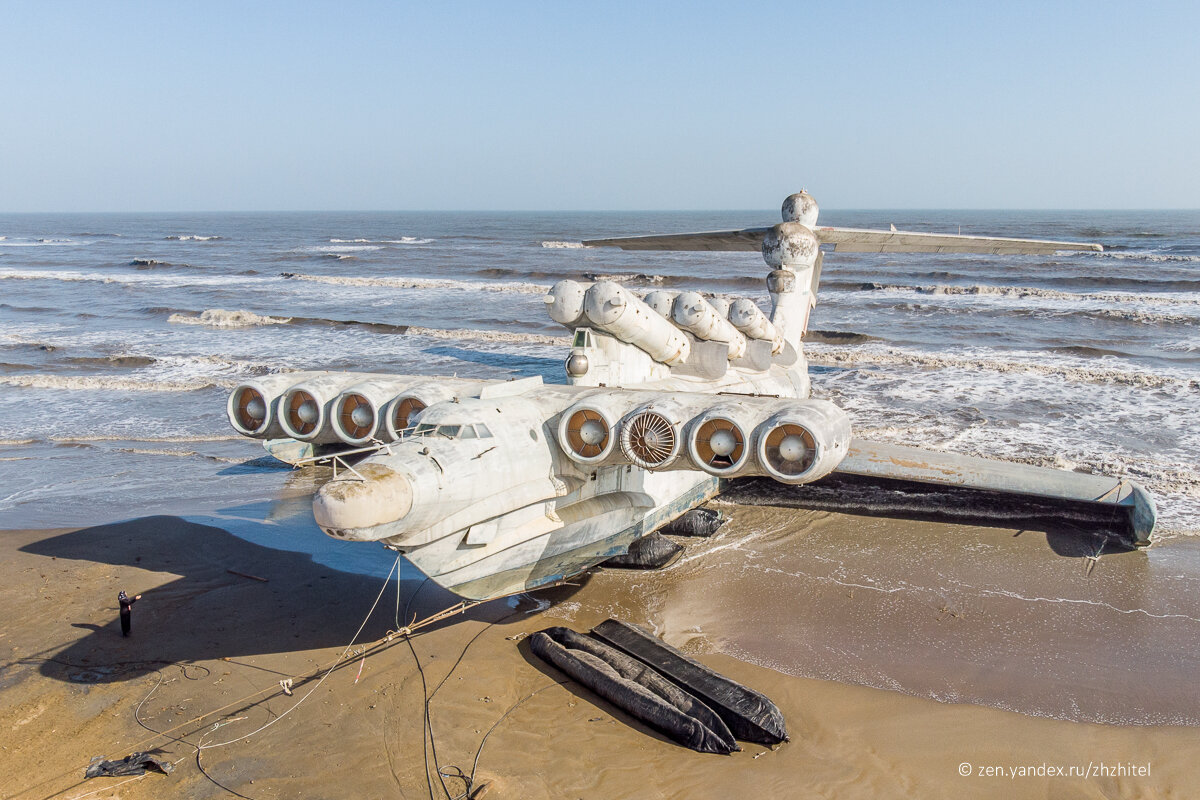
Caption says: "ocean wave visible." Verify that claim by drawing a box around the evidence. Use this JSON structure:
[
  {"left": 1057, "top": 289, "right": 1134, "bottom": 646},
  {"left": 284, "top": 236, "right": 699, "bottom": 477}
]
[
  {"left": 0, "top": 266, "right": 270, "bottom": 288},
  {"left": 65, "top": 354, "right": 158, "bottom": 368},
  {"left": 806, "top": 344, "right": 1199, "bottom": 391},
  {"left": 1101, "top": 252, "right": 1200, "bottom": 263},
  {"left": 583, "top": 272, "right": 667, "bottom": 285},
  {"left": 73, "top": 232, "right": 123, "bottom": 238},
  {"left": 405, "top": 326, "right": 568, "bottom": 346},
  {"left": 329, "top": 237, "right": 433, "bottom": 245},
  {"left": 168, "top": 309, "right": 291, "bottom": 328},
  {"left": 279, "top": 272, "right": 550, "bottom": 295},
  {"left": 0, "top": 238, "right": 82, "bottom": 247},
  {"left": 324, "top": 253, "right": 357, "bottom": 260},
  {"left": 49, "top": 434, "right": 245, "bottom": 443},
  {"left": 853, "top": 282, "right": 1197, "bottom": 307},
  {"left": 541, "top": 241, "right": 587, "bottom": 249},
  {"left": 0, "top": 374, "right": 231, "bottom": 392},
  {"left": 165, "top": 234, "right": 223, "bottom": 241}
]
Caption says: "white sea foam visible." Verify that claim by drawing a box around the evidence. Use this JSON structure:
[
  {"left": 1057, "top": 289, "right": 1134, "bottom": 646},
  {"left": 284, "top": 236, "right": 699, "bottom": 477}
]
[
  {"left": 859, "top": 282, "right": 1199, "bottom": 309},
  {"left": 806, "top": 343, "right": 1199, "bottom": 391},
  {"left": 168, "top": 309, "right": 291, "bottom": 328},
  {"left": 165, "top": 234, "right": 222, "bottom": 241},
  {"left": 0, "top": 238, "right": 82, "bottom": 248},
  {"left": 540, "top": 240, "right": 587, "bottom": 249},
  {"left": 1102, "top": 252, "right": 1200, "bottom": 263},
  {"left": 0, "top": 266, "right": 271, "bottom": 288},
  {"left": 0, "top": 374, "right": 232, "bottom": 392},
  {"left": 406, "top": 326, "right": 568, "bottom": 346},
  {"left": 329, "top": 237, "right": 432, "bottom": 245},
  {"left": 283, "top": 272, "right": 550, "bottom": 295}
]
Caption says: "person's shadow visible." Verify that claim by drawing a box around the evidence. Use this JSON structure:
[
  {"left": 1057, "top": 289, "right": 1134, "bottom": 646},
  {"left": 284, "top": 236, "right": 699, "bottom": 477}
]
[{"left": 20, "top": 515, "right": 517, "bottom": 684}]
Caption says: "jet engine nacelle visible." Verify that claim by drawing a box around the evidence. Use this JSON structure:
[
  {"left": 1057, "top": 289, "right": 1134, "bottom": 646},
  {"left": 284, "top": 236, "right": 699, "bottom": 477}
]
[
  {"left": 619, "top": 399, "right": 689, "bottom": 470},
  {"left": 753, "top": 400, "right": 850, "bottom": 484},
  {"left": 332, "top": 377, "right": 416, "bottom": 445},
  {"left": 383, "top": 381, "right": 467, "bottom": 440},
  {"left": 557, "top": 394, "right": 628, "bottom": 466},
  {"left": 279, "top": 373, "right": 375, "bottom": 443},
  {"left": 227, "top": 372, "right": 324, "bottom": 439},
  {"left": 683, "top": 398, "right": 850, "bottom": 483}
]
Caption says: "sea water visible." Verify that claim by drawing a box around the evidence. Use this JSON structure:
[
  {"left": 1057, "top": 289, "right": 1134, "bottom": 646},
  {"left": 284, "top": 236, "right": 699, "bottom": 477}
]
[{"left": 2, "top": 208, "right": 1198, "bottom": 724}]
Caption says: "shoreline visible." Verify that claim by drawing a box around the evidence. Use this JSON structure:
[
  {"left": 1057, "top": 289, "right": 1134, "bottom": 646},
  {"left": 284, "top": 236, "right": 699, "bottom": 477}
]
[{"left": 2, "top": 513, "right": 1196, "bottom": 798}]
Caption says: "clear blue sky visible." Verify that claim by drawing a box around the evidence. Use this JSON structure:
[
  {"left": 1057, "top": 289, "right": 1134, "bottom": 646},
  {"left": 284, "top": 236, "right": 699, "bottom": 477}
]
[{"left": 2, "top": 1, "right": 1197, "bottom": 211}]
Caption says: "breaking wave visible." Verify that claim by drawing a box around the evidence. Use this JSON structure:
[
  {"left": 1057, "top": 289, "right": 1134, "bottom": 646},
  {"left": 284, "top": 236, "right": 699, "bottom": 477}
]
[
  {"left": 280, "top": 272, "right": 550, "bottom": 295},
  {"left": 0, "top": 374, "right": 231, "bottom": 392},
  {"left": 405, "top": 326, "right": 568, "bottom": 346},
  {"left": 805, "top": 344, "right": 1199, "bottom": 391},
  {"left": 540, "top": 241, "right": 587, "bottom": 249},
  {"left": 168, "top": 309, "right": 291, "bottom": 328},
  {"left": 329, "top": 237, "right": 433, "bottom": 244},
  {"left": 165, "top": 234, "right": 222, "bottom": 241},
  {"left": 852, "top": 282, "right": 1198, "bottom": 307}
]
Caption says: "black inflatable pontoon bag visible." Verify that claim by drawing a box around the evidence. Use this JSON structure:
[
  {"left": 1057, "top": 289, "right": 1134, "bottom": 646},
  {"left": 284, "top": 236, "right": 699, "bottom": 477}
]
[
  {"left": 660, "top": 508, "right": 726, "bottom": 537},
  {"left": 590, "top": 619, "right": 788, "bottom": 745},
  {"left": 603, "top": 531, "right": 684, "bottom": 569},
  {"left": 529, "top": 626, "right": 739, "bottom": 754}
]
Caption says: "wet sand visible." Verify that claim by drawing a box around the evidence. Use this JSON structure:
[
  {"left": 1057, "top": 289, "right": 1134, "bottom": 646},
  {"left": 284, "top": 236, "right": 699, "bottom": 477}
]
[{"left": 1, "top": 513, "right": 1196, "bottom": 799}]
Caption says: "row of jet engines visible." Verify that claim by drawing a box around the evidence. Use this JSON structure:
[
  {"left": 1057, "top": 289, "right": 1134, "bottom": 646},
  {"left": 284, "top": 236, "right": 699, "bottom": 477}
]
[
  {"left": 226, "top": 371, "right": 479, "bottom": 446},
  {"left": 544, "top": 280, "right": 783, "bottom": 365},
  {"left": 556, "top": 392, "right": 851, "bottom": 485}
]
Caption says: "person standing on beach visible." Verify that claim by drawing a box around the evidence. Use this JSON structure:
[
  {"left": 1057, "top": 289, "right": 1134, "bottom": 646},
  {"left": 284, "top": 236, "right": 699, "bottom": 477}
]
[{"left": 118, "top": 590, "right": 142, "bottom": 637}]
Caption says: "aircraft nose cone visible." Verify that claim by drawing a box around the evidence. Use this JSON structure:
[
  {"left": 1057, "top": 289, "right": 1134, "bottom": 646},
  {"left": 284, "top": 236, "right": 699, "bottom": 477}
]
[{"left": 313, "top": 463, "right": 414, "bottom": 536}]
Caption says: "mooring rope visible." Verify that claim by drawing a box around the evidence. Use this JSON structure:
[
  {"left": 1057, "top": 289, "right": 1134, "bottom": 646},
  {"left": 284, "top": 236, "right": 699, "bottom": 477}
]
[{"left": 19, "top": 556, "right": 481, "bottom": 800}]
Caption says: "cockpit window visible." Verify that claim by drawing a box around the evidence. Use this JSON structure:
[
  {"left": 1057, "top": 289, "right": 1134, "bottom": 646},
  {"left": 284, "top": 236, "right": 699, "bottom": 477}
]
[
  {"left": 572, "top": 329, "right": 592, "bottom": 348},
  {"left": 411, "top": 422, "right": 494, "bottom": 440}
]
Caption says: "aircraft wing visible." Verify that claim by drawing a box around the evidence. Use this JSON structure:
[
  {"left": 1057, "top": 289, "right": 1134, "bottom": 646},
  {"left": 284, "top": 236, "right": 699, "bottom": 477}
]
[
  {"left": 834, "top": 439, "right": 1155, "bottom": 546},
  {"left": 814, "top": 227, "right": 1103, "bottom": 254},
  {"left": 583, "top": 228, "right": 770, "bottom": 251},
  {"left": 584, "top": 227, "right": 1102, "bottom": 254}
]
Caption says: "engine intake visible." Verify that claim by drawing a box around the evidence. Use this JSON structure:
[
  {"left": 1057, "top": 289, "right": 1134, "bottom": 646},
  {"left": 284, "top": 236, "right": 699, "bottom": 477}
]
[
  {"left": 620, "top": 402, "right": 684, "bottom": 470},
  {"left": 687, "top": 406, "right": 753, "bottom": 475},
  {"left": 754, "top": 401, "right": 851, "bottom": 484}
]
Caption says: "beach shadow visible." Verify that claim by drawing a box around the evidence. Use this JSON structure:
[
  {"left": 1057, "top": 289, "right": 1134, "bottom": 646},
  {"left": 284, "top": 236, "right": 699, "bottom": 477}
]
[{"left": 19, "top": 515, "right": 507, "bottom": 684}]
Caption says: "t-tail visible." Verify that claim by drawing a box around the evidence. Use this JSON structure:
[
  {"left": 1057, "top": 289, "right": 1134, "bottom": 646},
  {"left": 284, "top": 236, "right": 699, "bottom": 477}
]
[{"left": 584, "top": 192, "right": 1154, "bottom": 546}]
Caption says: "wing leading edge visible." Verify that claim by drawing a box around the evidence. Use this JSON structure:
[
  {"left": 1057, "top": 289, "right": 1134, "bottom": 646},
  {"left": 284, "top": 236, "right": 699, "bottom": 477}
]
[{"left": 584, "top": 227, "right": 1102, "bottom": 255}]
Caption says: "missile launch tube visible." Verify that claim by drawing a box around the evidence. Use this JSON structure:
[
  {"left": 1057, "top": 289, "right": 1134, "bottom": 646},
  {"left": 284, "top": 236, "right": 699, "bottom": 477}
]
[
  {"left": 583, "top": 281, "right": 690, "bottom": 365},
  {"left": 672, "top": 291, "right": 748, "bottom": 359},
  {"left": 545, "top": 279, "right": 590, "bottom": 329},
  {"left": 728, "top": 298, "right": 782, "bottom": 353},
  {"left": 643, "top": 290, "right": 678, "bottom": 318}
]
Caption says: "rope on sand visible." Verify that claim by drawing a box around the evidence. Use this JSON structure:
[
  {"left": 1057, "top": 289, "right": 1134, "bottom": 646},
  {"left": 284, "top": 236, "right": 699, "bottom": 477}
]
[{"left": 27, "top": 557, "right": 480, "bottom": 800}]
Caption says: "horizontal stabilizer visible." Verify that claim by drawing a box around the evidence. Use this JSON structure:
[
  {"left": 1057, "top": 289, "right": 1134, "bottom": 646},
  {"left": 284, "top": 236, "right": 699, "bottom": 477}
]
[
  {"left": 814, "top": 227, "right": 1102, "bottom": 254},
  {"left": 583, "top": 228, "right": 769, "bottom": 251},
  {"left": 584, "top": 227, "right": 1101, "bottom": 255},
  {"left": 836, "top": 439, "right": 1154, "bottom": 546}
]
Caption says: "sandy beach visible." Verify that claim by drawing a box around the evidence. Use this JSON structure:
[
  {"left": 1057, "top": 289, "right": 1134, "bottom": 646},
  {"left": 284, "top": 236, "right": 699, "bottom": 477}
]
[{"left": 2, "top": 503, "right": 1195, "bottom": 800}]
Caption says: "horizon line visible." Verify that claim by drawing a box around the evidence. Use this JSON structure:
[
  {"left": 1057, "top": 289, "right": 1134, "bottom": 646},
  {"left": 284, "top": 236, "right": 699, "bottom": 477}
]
[{"left": 2, "top": 207, "right": 1198, "bottom": 215}]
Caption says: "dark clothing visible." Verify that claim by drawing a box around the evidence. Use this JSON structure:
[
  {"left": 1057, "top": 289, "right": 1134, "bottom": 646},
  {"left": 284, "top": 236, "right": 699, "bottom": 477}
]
[{"left": 118, "top": 591, "right": 138, "bottom": 637}]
